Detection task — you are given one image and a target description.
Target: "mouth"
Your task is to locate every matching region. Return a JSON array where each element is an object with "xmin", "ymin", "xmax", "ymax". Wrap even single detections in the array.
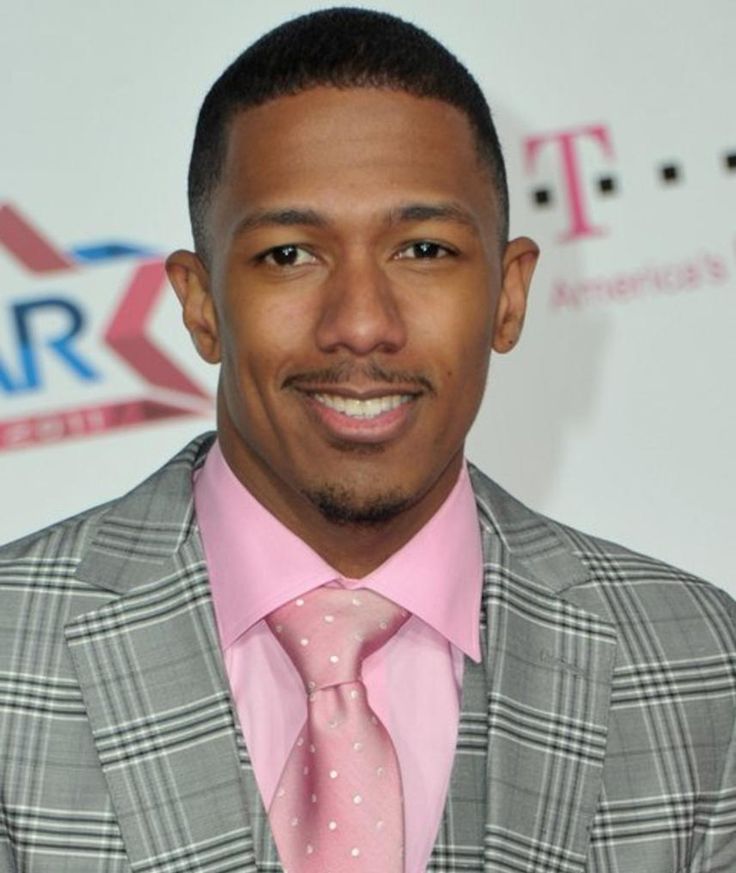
[
  {"xmin": 312, "ymin": 392, "xmax": 414, "ymax": 420},
  {"xmin": 298, "ymin": 389, "xmax": 420, "ymax": 443}
]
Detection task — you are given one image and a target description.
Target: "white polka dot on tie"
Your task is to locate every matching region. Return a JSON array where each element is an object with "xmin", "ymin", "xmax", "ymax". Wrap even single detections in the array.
[
  {"xmin": 291, "ymin": 817, "xmax": 299, "ymax": 827},
  {"xmin": 350, "ymin": 689, "xmax": 359, "ymax": 699},
  {"xmin": 329, "ymin": 654, "xmax": 339, "ymax": 663},
  {"xmin": 376, "ymin": 820, "xmax": 385, "ymax": 830},
  {"xmin": 351, "ymin": 848, "xmax": 360, "ymax": 857},
  {"xmin": 353, "ymin": 794, "xmax": 362, "ymax": 805},
  {"xmin": 307, "ymin": 680, "xmax": 316, "ymax": 690},
  {"xmin": 306, "ymin": 844, "xmax": 314, "ymax": 855},
  {"xmin": 329, "ymin": 770, "xmax": 338, "ymax": 779},
  {"xmin": 379, "ymin": 620, "xmax": 388, "ymax": 629},
  {"xmin": 328, "ymin": 820, "xmax": 337, "ymax": 830},
  {"xmin": 376, "ymin": 767, "xmax": 384, "ymax": 777},
  {"xmin": 295, "ymin": 598, "xmax": 304, "ymax": 606},
  {"xmin": 275, "ymin": 624, "xmax": 283, "ymax": 634},
  {"xmin": 352, "ymin": 597, "xmax": 362, "ymax": 607},
  {"xmin": 311, "ymin": 794, "xmax": 317, "ymax": 803},
  {"xmin": 277, "ymin": 788, "xmax": 285, "ymax": 797},
  {"xmin": 300, "ymin": 638, "xmax": 309, "ymax": 646},
  {"xmin": 354, "ymin": 632, "xmax": 364, "ymax": 642},
  {"xmin": 353, "ymin": 742, "xmax": 363, "ymax": 751},
  {"xmin": 296, "ymin": 737, "xmax": 304, "ymax": 746},
  {"xmin": 324, "ymin": 614, "xmax": 334, "ymax": 623},
  {"xmin": 328, "ymin": 719, "xmax": 339, "ymax": 728},
  {"xmin": 310, "ymin": 744, "xmax": 316, "ymax": 753}
]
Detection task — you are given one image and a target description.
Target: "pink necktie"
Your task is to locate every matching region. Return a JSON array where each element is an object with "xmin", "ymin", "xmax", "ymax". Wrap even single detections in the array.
[{"xmin": 265, "ymin": 587, "xmax": 409, "ymax": 872}]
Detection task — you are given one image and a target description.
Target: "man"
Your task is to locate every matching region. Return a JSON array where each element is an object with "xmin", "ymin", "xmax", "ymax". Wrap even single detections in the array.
[{"xmin": 0, "ymin": 7, "xmax": 734, "ymax": 872}]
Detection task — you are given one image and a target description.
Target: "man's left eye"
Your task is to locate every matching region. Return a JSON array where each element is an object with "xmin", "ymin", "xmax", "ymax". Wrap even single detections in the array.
[{"xmin": 396, "ymin": 241, "xmax": 454, "ymax": 260}]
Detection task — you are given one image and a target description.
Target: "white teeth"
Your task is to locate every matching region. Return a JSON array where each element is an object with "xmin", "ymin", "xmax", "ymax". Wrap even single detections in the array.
[{"xmin": 313, "ymin": 393, "xmax": 412, "ymax": 419}]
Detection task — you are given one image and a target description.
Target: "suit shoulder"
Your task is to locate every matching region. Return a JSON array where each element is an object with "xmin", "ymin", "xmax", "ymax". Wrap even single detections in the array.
[
  {"xmin": 0, "ymin": 433, "xmax": 213, "ymax": 567},
  {"xmin": 0, "ymin": 500, "xmax": 120, "ymax": 671},
  {"xmin": 468, "ymin": 464, "xmax": 736, "ymax": 648},
  {"xmin": 0, "ymin": 498, "xmax": 114, "ymax": 565},
  {"xmin": 558, "ymin": 519, "xmax": 733, "ymax": 604},
  {"xmin": 553, "ymin": 521, "xmax": 736, "ymax": 660}
]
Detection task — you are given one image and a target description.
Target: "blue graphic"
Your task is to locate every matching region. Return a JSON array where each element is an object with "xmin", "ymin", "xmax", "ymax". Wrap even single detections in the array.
[{"xmin": 0, "ymin": 298, "xmax": 100, "ymax": 394}]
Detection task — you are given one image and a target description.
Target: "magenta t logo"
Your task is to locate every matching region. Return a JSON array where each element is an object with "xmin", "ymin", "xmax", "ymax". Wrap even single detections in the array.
[{"xmin": 524, "ymin": 125, "xmax": 615, "ymax": 242}]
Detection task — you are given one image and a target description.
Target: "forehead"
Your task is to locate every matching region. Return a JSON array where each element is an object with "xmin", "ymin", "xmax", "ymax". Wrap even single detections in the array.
[{"xmin": 210, "ymin": 87, "xmax": 498, "ymax": 237}]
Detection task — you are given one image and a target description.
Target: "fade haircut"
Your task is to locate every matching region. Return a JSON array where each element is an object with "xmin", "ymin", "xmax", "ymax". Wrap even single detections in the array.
[{"xmin": 188, "ymin": 6, "xmax": 509, "ymax": 260}]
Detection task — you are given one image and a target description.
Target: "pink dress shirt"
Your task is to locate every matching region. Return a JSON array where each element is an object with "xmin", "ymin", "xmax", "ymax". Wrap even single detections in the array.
[{"xmin": 194, "ymin": 441, "xmax": 483, "ymax": 873}]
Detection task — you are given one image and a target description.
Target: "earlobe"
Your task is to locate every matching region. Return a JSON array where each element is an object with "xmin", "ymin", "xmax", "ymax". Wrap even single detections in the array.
[
  {"xmin": 492, "ymin": 236, "xmax": 539, "ymax": 354},
  {"xmin": 165, "ymin": 249, "xmax": 221, "ymax": 364}
]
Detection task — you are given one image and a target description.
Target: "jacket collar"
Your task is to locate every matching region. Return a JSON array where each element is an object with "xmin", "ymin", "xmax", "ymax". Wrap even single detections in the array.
[
  {"xmin": 75, "ymin": 434, "xmax": 588, "ymax": 600},
  {"xmin": 74, "ymin": 433, "xmax": 214, "ymax": 593}
]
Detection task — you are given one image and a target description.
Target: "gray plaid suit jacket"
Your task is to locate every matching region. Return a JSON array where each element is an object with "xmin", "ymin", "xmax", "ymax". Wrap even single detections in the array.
[{"xmin": 1, "ymin": 433, "xmax": 734, "ymax": 872}]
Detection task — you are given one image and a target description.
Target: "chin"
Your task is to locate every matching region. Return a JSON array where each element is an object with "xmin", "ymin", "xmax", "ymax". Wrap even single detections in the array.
[{"xmin": 303, "ymin": 483, "xmax": 411, "ymax": 527}]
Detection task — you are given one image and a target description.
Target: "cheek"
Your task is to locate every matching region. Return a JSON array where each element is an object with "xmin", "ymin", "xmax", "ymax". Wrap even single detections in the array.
[
  {"xmin": 216, "ymin": 306, "xmax": 271, "ymax": 426},
  {"xmin": 433, "ymin": 300, "xmax": 494, "ymax": 374},
  {"xmin": 439, "ymin": 308, "xmax": 493, "ymax": 410},
  {"xmin": 219, "ymin": 292, "xmax": 302, "ymax": 377}
]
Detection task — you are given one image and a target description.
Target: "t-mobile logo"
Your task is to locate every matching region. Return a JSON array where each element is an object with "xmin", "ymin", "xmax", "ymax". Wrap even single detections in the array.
[
  {"xmin": 525, "ymin": 124, "xmax": 736, "ymax": 244},
  {"xmin": 524, "ymin": 125, "xmax": 615, "ymax": 242}
]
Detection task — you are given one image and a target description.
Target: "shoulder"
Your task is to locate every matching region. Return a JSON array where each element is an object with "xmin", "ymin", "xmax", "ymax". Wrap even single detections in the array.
[
  {"xmin": 0, "ymin": 498, "xmax": 118, "ymax": 676},
  {"xmin": 0, "ymin": 433, "xmax": 214, "ymax": 629},
  {"xmin": 0, "ymin": 499, "xmax": 113, "ymax": 586},
  {"xmin": 468, "ymin": 463, "xmax": 736, "ymax": 657},
  {"xmin": 559, "ymin": 520, "xmax": 736, "ymax": 644}
]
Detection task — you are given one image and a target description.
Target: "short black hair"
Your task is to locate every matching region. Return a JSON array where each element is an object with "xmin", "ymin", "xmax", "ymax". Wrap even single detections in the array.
[{"xmin": 188, "ymin": 6, "xmax": 508, "ymax": 259}]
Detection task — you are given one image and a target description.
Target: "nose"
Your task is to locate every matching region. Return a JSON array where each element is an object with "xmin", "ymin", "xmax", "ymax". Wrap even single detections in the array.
[{"xmin": 314, "ymin": 254, "xmax": 407, "ymax": 356}]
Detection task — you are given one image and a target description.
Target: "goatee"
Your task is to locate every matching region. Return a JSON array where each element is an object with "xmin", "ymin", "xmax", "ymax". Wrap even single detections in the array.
[{"xmin": 306, "ymin": 484, "xmax": 410, "ymax": 526}]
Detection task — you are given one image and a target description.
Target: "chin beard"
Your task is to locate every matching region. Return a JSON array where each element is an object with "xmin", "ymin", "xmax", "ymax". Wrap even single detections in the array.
[{"xmin": 305, "ymin": 484, "xmax": 410, "ymax": 526}]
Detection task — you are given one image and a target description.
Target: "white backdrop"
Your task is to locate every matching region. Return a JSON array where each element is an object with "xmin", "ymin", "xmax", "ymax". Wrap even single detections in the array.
[{"xmin": 1, "ymin": 1, "xmax": 733, "ymax": 591}]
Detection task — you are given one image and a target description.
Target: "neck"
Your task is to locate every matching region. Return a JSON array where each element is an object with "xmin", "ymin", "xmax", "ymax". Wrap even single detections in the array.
[
  {"xmin": 284, "ymin": 505, "xmax": 437, "ymax": 578},
  {"xmin": 216, "ymin": 434, "xmax": 462, "ymax": 579}
]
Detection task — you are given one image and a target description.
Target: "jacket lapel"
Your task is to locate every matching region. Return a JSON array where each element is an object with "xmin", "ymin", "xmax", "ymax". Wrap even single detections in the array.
[
  {"xmin": 430, "ymin": 468, "xmax": 618, "ymax": 872},
  {"xmin": 64, "ymin": 436, "xmax": 261, "ymax": 873}
]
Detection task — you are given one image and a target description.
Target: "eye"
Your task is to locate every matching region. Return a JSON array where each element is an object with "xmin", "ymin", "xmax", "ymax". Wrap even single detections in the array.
[
  {"xmin": 395, "ymin": 241, "xmax": 455, "ymax": 260},
  {"xmin": 258, "ymin": 245, "xmax": 317, "ymax": 267}
]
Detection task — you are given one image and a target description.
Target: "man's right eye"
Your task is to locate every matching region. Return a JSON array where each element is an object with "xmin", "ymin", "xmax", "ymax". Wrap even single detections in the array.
[{"xmin": 259, "ymin": 245, "xmax": 317, "ymax": 267}]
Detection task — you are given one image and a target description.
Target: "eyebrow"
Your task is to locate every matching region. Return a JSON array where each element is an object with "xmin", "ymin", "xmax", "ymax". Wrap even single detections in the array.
[
  {"xmin": 231, "ymin": 200, "xmax": 480, "ymax": 238},
  {"xmin": 388, "ymin": 202, "xmax": 479, "ymax": 231},
  {"xmin": 233, "ymin": 208, "xmax": 327, "ymax": 237}
]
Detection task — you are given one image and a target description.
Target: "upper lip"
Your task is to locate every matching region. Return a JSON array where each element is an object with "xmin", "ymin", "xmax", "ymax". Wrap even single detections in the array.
[{"xmin": 293, "ymin": 385, "xmax": 423, "ymax": 400}]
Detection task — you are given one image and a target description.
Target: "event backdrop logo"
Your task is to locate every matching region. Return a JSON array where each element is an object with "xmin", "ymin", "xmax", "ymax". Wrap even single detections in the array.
[
  {"xmin": 0, "ymin": 204, "xmax": 212, "ymax": 451},
  {"xmin": 525, "ymin": 124, "xmax": 616, "ymax": 242},
  {"xmin": 523, "ymin": 123, "xmax": 735, "ymax": 308}
]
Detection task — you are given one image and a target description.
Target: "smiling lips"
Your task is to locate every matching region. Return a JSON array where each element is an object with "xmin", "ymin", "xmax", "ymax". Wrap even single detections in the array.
[
  {"xmin": 302, "ymin": 390, "xmax": 418, "ymax": 442},
  {"xmin": 313, "ymin": 392, "xmax": 413, "ymax": 419}
]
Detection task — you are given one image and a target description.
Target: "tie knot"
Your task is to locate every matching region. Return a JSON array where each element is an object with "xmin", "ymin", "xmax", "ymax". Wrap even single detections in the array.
[{"xmin": 266, "ymin": 588, "xmax": 408, "ymax": 691}]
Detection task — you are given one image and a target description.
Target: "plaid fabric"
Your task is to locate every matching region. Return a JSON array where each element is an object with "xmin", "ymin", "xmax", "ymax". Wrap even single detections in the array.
[{"xmin": 0, "ymin": 433, "xmax": 734, "ymax": 872}]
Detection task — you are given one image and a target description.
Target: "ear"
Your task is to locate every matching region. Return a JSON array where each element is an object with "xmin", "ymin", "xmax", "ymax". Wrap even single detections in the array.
[
  {"xmin": 492, "ymin": 236, "xmax": 539, "ymax": 354},
  {"xmin": 165, "ymin": 249, "xmax": 221, "ymax": 364}
]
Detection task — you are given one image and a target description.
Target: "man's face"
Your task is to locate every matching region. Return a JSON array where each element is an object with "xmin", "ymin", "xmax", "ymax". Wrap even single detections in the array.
[{"xmin": 169, "ymin": 87, "xmax": 536, "ymax": 539}]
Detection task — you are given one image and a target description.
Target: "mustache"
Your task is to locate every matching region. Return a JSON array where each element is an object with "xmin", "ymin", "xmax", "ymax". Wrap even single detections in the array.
[{"xmin": 284, "ymin": 361, "xmax": 435, "ymax": 395}]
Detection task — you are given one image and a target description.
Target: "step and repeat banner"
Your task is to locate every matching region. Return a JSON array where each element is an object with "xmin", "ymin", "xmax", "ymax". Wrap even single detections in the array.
[{"xmin": 1, "ymin": 1, "xmax": 733, "ymax": 589}]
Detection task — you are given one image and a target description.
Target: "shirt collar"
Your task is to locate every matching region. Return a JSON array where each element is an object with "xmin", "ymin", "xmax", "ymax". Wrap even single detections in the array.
[{"xmin": 195, "ymin": 441, "xmax": 483, "ymax": 662}]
